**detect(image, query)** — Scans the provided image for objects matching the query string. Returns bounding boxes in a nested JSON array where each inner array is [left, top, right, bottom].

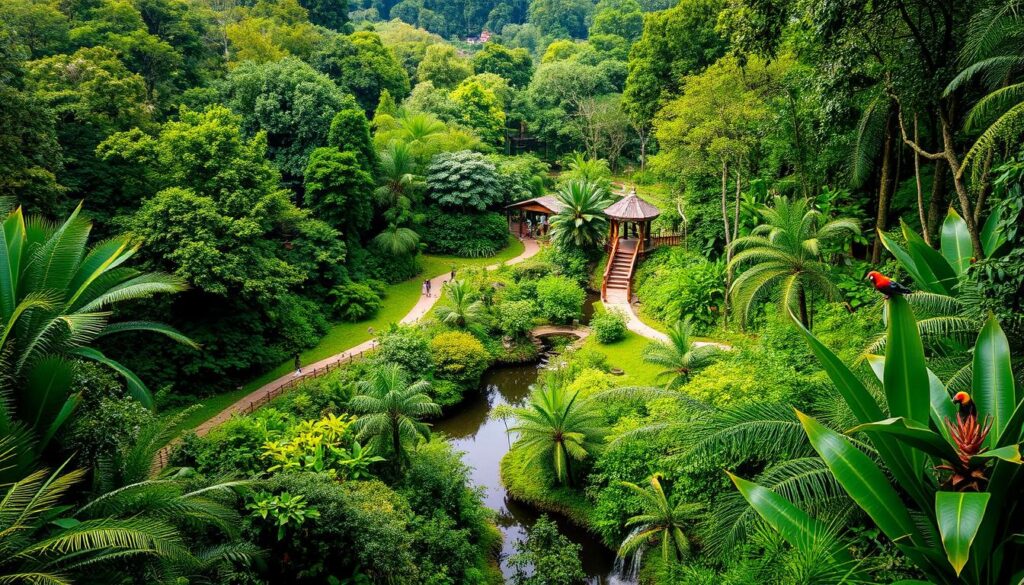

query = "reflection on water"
[[434, 329, 635, 584]]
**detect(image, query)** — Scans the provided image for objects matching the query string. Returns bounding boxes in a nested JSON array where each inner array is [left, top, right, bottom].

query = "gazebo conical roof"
[[604, 189, 660, 221]]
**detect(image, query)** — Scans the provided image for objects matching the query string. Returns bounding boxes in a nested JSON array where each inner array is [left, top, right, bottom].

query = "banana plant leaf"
[[936, 491, 989, 576], [940, 208, 973, 278], [903, 220, 957, 294], [847, 417, 957, 462], [798, 411, 921, 546], [973, 316, 1015, 447]]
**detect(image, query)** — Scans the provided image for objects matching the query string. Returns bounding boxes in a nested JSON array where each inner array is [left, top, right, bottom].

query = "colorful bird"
[[953, 391, 977, 418], [866, 271, 912, 297]]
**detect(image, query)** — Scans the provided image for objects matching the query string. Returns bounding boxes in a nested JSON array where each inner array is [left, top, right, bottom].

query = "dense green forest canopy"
[[1, 0, 1024, 582]]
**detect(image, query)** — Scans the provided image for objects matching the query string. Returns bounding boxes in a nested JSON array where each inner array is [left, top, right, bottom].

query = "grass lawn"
[[163, 237, 525, 435], [582, 303, 663, 386], [582, 329, 663, 387]]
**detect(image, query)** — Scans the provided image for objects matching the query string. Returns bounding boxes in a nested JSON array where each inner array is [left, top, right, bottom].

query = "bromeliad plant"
[[729, 295, 1023, 584]]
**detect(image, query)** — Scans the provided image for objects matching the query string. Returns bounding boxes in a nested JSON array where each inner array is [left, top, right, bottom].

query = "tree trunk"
[[721, 161, 732, 321], [938, 108, 984, 258], [927, 158, 948, 242], [871, 112, 896, 264], [974, 147, 994, 227], [733, 170, 742, 243], [391, 418, 402, 470], [562, 443, 572, 487], [798, 283, 809, 329], [913, 114, 930, 246]]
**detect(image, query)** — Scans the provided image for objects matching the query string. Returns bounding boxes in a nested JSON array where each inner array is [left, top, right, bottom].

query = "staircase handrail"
[[601, 237, 620, 301]]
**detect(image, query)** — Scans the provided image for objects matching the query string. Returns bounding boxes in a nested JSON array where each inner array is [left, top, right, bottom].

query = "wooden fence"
[[153, 348, 371, 470], [649, 234, 683, 249]]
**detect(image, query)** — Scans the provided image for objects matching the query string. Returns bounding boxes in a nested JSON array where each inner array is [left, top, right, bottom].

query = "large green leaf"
[[884, 296, 930, 426], [936, 491, 989, 575], [970, 444, 1023, 465], [903, 220, 957, 295], [972, 316, 1015, 446], [878, 229, 944, 294], [793, 315, 928, 509], [727, 471, 854, 565], [847, 417, 957, 462], [940, 208, 973, 278], [798, 411, 920, 544], [867, 355, 954, 442], [979, 206, 1005, 257]]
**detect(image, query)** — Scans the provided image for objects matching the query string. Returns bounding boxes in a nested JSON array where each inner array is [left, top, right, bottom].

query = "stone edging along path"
[[153, 238, 541, 469]]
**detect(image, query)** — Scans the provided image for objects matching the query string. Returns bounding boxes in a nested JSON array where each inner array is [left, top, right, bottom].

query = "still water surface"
[[434, 343, 635, 584]]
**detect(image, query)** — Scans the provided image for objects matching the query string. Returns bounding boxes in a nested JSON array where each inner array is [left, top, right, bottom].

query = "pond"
[[434, 331, 635, 584]]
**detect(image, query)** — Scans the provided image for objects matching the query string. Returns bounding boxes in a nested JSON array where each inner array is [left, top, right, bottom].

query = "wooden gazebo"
[[604, 188, 661, 253], [505, 195, 565, 237], [601, 189, 662, 302]]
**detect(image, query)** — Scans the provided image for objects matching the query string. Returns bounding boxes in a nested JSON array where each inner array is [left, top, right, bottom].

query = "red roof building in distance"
[[466, 29, 491, 44]]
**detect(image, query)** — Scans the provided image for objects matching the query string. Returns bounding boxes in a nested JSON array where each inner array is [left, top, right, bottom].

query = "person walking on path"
[[426, 278, 432, 297], [422, 279, 429, 297], [293, 354, 302, 376], [450, 265, 456, 281], [525, 218, 532, 238]]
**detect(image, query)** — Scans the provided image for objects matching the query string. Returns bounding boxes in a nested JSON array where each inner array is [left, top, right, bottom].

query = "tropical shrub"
[[256, 474, 418, 582], [429, 331, 491, 387], [425, 150, 502, 211], [634, 247, 725, 331], [642, 317, 722, 390], [329, 280, 385, 321], [591, 309, 628, 343], [350, 364, 439, 468], [419, 207, 509, 257], [549, 179, 613, 254], [63, 364, 155, 469], [0, 205, 190, 457], [497, 299, 538, 339], [375, 326, 433, 375], [535, 275, 586, 324], [731, 297, 1024, 584], [507, 515, 585, 585]]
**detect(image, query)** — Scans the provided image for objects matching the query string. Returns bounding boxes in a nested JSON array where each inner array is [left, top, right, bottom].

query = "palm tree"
[[371, 225, 420, 256], [396, 112, 446, 153], [0, 436, 185, 584], [549, 180, 613, 253], [617, 473, 701, 565], [507, 383, 606, 486], [375, 141, 423, 226], [561, 152, 612, 188], [349, 363, 440, 469], [435, 279, 486, 330], [0, 204, 194, 454], [728, 196, 860, 327], [642, 318, 722, 390], [945, 0, 1024, 177]]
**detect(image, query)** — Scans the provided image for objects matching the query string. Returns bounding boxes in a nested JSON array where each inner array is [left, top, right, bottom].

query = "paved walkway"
[[192, 237, 541, 438], [602, 295, 728, 349]]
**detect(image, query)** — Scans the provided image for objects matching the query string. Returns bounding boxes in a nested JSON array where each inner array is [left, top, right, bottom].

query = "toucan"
[[953, 391, 977, 418], [866, 271, 912, 297]]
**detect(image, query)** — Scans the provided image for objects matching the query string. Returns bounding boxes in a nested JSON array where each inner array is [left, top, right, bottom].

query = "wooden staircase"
[[601, 239, 639, 302]]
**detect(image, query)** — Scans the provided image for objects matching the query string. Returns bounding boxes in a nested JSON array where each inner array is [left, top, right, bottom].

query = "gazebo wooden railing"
[[600, 236, 620, 301], [649, 233, 683, 249]]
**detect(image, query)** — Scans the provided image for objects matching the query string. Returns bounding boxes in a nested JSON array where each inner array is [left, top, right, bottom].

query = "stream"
[[434, 294, 635, 584]]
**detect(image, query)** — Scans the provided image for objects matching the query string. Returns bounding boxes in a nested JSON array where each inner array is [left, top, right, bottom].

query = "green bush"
[[590, 309, 627, 343], [535, 275, 586, 324], [425, 150, 502, 211], [420, 207, 510, 257], [63, 363, 154, 468], [634, 247, 725, 331], [496, 299, 538, 338], [374, 325, 433, 375], [329, 279, 386, 321], [429, 331, 492, 387], [429, 379, 466, 408]]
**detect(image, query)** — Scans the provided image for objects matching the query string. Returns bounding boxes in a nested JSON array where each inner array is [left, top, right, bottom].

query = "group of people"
[[524, 216, 549, 238], [422, 267, 457, 297]]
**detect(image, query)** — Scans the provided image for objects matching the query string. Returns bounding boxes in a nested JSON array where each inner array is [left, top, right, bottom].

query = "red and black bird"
[[953, 391, 977, 418], [866, 271, 912, 297]]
